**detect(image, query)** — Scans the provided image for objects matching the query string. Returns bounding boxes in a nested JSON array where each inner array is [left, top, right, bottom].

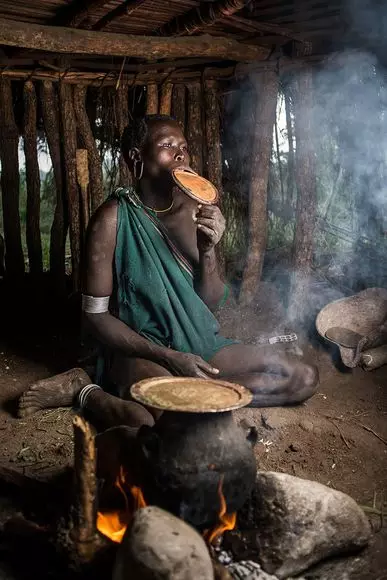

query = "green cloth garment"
[[110, 187, 235, 363]]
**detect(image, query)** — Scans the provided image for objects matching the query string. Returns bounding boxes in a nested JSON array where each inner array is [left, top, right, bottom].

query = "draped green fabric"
[[109, 187, 234, 363]]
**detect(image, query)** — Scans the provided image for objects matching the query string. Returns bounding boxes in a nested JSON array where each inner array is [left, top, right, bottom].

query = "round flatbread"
[[130, 376, 252, 413]]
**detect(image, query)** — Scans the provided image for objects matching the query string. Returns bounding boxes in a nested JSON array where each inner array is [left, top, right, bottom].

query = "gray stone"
[[252, 472, 371, 579], [112, 506, 214, 580]]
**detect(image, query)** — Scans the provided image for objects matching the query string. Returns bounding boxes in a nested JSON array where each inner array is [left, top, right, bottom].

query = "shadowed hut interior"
[[0, 1, 387, 579]]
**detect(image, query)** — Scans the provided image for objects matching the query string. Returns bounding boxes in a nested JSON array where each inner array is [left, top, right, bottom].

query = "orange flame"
[[204, 476, 236, 544], [96, 466, 147, 543]]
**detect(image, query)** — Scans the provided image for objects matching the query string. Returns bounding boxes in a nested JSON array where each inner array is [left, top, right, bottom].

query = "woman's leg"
[[210, 344, 318, 407]]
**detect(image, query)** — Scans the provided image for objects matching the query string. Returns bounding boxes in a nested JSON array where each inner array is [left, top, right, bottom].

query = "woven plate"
[[172, 168, 219, 205], [130, 377, 252, 413]]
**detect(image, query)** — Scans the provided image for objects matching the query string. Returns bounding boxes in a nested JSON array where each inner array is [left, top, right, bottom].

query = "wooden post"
[[172, 84, 186, 133], [76, 149, 90, 232], [159, 82, 173, 115], [60, 82, 81, 291], [41, 81, 67, 291], [146, 83, 158, 115], [73, 85, 104, 216], [204, 79, 222, 195], [0, 78, 24, 279], [23, 81, 43, 275], [71, 415, 98, 563], [186, 82, 203, 174], [239, 72, 279, 305], [115, 82, 131, 187], [288, 65, 317, 323]]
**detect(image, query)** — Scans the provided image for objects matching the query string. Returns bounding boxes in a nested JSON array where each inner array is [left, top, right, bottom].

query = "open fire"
[[96, 467, 236, 545]]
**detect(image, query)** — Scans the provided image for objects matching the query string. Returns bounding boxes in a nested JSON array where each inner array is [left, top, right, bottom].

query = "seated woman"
[[19, 115, 318, 430]]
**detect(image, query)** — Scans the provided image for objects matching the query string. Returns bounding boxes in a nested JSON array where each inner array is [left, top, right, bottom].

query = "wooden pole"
[[159, 82, 173, 116], [41, 81, 67, 290], [186, 82, 204, 174], [60, 83, 81, 291], [204, 79, 223, 194], [23, 81, 43, 275], [73, 85, 104, 215], [92, 0, 147, 31], [71, 415, 98, 563], [115, 82, 131, 187], [239, 72, 279, 306], [159, 0, 249, 36], [0, 18, 268, 61], [288, 65, 317, 323], [146, 83, 158, 115], [0, 78, 25, 279], [76, 149, 90, 233], [172, 84, 186, 133]]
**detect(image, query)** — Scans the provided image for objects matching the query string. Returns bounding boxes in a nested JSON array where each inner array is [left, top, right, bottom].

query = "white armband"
[[81, 294, 110, 314]]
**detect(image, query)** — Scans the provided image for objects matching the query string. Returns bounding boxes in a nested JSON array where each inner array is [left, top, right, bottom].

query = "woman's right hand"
[[162, 350, 220, 379]]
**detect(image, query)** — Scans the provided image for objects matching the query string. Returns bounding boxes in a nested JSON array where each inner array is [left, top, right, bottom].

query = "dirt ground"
[[0, 291, 386, 579]]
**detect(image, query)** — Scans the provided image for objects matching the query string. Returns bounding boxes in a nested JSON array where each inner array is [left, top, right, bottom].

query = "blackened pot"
[[136, 410, 257, 530]]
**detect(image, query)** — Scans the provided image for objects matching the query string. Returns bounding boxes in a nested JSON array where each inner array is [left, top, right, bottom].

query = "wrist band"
[[78, 384, 102, 408], [82, 294, 110, 314]]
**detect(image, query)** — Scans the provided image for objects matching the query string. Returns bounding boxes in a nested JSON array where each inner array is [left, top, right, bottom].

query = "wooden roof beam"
[[158, 0, 251, 37], [53, 0, 110, 29], [222, 13, 308, 42], [92, 0, 147, 31], [0, 17, 269, 62]]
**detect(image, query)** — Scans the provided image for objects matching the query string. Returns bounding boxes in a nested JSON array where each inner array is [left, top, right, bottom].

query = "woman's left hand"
[[195, 204, 225, 253]]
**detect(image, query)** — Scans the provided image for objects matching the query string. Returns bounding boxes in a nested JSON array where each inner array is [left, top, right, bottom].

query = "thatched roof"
[[0, 0, 348, 81]]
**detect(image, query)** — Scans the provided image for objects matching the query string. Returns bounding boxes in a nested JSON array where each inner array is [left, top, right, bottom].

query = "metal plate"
[[172, 168, 219, 205], [130, 377, 252, 413]]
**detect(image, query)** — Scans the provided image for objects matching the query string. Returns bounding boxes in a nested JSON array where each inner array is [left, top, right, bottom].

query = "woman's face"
[[140, 119, 191, 181]]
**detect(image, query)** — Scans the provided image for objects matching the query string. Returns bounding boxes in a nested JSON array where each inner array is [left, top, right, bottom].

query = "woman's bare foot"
[[18, 368, 92, 418]]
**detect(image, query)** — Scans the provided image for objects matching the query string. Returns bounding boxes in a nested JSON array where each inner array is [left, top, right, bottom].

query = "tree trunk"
[[239, 72, 279, 305], [73, 85, 104, 215], [159, 82, 173, 115], [146, 83, 158, 115], [41, 81, 67, 291], [284, 87, 295, 207], [60, 83, 81, 291], [204, 79, 223, 195], [172, 84, 186, 133], [186, 82, 203, 174], [0, 78, 24, 279], [288, 66, 317, 323], [115, 82, 131, 187], [23, 81, 43, 275]]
